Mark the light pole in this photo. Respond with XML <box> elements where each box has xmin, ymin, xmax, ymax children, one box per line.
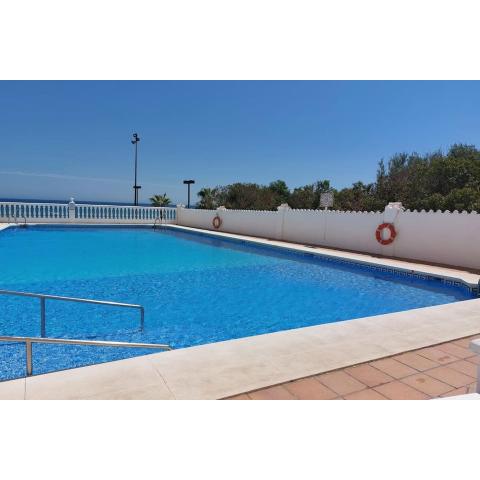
<box><xmin>131</xmin><ymin>133</ymin><xmax>141</xmax><ymax>206</ymax></box>
<box><xmin>183</xmin><ymin>180</ymin><xmax>195</xmax><ymax>208</ymax></box>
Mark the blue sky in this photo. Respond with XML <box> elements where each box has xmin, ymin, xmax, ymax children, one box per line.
<box><xmin>1</xmin><ymin>81</ymin><xmax>479</xmax><ymax>204</ymax></box>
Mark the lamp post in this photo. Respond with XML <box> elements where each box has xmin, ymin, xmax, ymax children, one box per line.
<box><xmin>183</xmin><ymin>180</ymin><xmax>195</xmax><ymax>208</ymax></box>
<box><xmin>131</xmin><ymin>133</ymin><xmax>141</xmax><ymax>206</ymax></box>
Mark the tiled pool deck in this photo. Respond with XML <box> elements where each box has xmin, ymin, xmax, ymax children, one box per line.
<box><xmin>226</xmin><ymin>335</ymin><xmax>479</xmax><ymax>400</ymax></box>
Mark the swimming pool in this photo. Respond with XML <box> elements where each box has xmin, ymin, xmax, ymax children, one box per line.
<box><xmin>0</xmin><ymin>225</ymin><xmax>475</xmax><ymax>380</ymax></box>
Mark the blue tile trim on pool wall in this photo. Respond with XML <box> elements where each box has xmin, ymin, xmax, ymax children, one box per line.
<box><xmin>161</xmin><ymin>225</ymin><xmax>480</xmax><ymax>296</ymax></box>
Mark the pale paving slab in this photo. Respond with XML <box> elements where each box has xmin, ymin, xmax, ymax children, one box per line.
<box><xmin>0</xmin><ymin>378</ymin><xmax>25</xmax><ymax>399</ymax></box>
<box><xmin>23</xmin><ymin>355</ymin><xmax>174</xmax><ymax>400</ymax></box>
<box><xmin>2</xmin><ymin>298</ymin><xmax>478</xmax><ymax>400</ymax></box>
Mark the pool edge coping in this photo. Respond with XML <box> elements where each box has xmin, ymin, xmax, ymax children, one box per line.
<box><xmin>1</xmin><ymin>298</ymin><xmax>479</xmax><ymax>399</ymax></box>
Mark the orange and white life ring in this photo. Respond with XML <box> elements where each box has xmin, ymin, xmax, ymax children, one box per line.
<box><xmin>212</xmin><ymin>215</ymin><xmax>222</xmax><ymax>229</ymax></box>
<box><xmin>375</xmin><ymin>223</ymin><xmax>397</xmax><ymax>245</ymax></box>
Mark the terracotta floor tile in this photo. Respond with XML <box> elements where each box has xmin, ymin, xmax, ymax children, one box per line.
<box><xmin>284</xmin><ymin>377</ymin><xmax>337</xmax><ymax>400</ymax></box>
<box><xmin>223</xmin><ymin>336</ymin><xmax>480</xmax><ymax>402</ymax></box>
<box><xmin>440</xmin><ymin>387</ymin><xmax>468</xmax><ymax>398</ymax></box>
<box><xmin>315</xmin><ymin>370</ymin><xmax>366</xmax><ymax>396</ymax></box>
<box><xmin>345</xmin><ymin>364</ymin><xmax>394</xmax><ymax>387</ymax></box>
<box><xmin>447</xmin><ymin>360</ymin><xmax>478</xmax><ymax>378</ymax></box>
<box><xmin>248</xmin><ymin>385</ymin><xmax>297</xmax><ymax>400</ymax></box>
<box><xmin>435</xmin><ymin>342</ymin><xmax>474</xmax><ymax>359</ymax></box>
<box><xmin>401</xmin><ymin>373</ymin><xmax>453</xmax><ymax>396</ymax></box>
<box><xmin>467</xmin><ymin>355</ymin><xmax>480</xmax><ymax>365</ymax></box>
<box><xmin>374</xmin><ymin>381</ymin><xmax>429</xmax><ymax>400</ymax></box>
<box><xmin>343</xmin><ymin>388</ymin><xmax>387</xmax><ymax>400</ymax></box>
<box><xmin>393</xmin><ymin>352</ymin><xmax>439</xmax><ymax>371</ymax></box>
<box><xmin>415</xmin><ymin>347</ymin><xmax>459</xmax><ymax>365</ymax></box>
<box><xmin>426</xmin><ymin>366</ymin><xmax>474</xmax><ymax>388</ymax></box>
<box><xmin>369</xmin><ymin>357</ymin><xmax>417</xmax><ymax>379</ymax></box>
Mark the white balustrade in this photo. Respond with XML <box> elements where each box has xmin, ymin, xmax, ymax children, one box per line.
<box><xmin>0</xmin><ymin>202</ymin><xmax>176</xmax><ymax>224</ymax></box>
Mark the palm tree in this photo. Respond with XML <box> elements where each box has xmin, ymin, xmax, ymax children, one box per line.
<box><xmin>150</xmin><ymin>193</ymin><xmax>171</xmax><ymax>207</ymax></box>
<box><xmin>197</xmin><ymin>187</ymin><xmax>217</xmax><ymax>209</ymax></box>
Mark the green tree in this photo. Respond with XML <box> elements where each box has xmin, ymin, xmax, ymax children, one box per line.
<box><xmin>193</xmin><ymin>143</ymin><xmax>480</xmax><ymax>213</ymax></box>
<box><xmin>442</xmin><ymin>187</ymin><xmax>480</xmax><ymax>212</ymax></box>
<box><xmin>334</xmin><ymin>181</ymin><xmax>378</xmax><ymax>211</ymax></box>
<box><xmin>150</xmin><ymin>193</ymin><xmax>171</xmax><ymax>207</ymax></box>
<box><xmin>289</xmin><ymin>184</ymin><xmax>316</xmax><ymax>209</ymax></box>
<box><xmin>427</xmin><ymin>145</ymin><xmax>480</xmax><ymax>195</ymax></box>
<box><xmin>419</xmin><ymin>193</ymin><xmax>445</xmax><ymax>211</ymax></box>
<box><xmin>222</xmin><ymin>183</ymin><xmax>277</xmax><ymax>210</ymax></box>
<box><xmin>289</xmin><ymin>180</ymin><xmax>331</xmax><ymax>209</ymax></box>
<box><xmin>197</xmin><ymin>187</ymin><xmax>219</xmax><ymax>209</ymax></box>
<box><xmin>268</xmin><ymin>180</ymin><xmax>290</xmax><ymax>205</ymax></box>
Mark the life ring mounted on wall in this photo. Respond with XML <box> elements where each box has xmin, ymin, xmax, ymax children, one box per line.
<box><xmin>212</xmin><ymin>215</ymin><xmax>222</xmax><ymax>229</ymax></box>
<box><xmin>375</xmin><ymin>222</ymin><xmax>397</xmax><ymax>245</ymax></box>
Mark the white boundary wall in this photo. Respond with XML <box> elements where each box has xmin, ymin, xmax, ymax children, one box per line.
<box><xmin>177</xmin><ymin>205</ymin><xmax>480</xmax><ymax>270</ymax></box>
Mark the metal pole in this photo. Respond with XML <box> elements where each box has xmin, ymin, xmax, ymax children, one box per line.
<box><xmin>26</xmin><ymin>340</ymin><xmax>32</xmax><ymax>376</ymax></box>
<box><xmin>132</xmin><ymin>133</ymin><xmax>141</xmax><ymax>206</ymax></box>
<box><xmin>40</xmin><ymin>297</ymin><xmax>46</xmax><ymax>337</ymax></box>
<box><xmin>134</xmin><ymin>140</ymin><xmax>138</xmax><ymax>205</ymax></box>
<box><xmin>183</xmin><ymin>180</ymin><xmax>195</xmax><ymax>208</ymax></box>
<box><xmin>140</xmin><ymin>307</ymin><xmax>145</xmax><ymax>332</ymax></box>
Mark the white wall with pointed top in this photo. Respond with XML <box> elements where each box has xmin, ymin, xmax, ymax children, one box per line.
<box><xmin>177</xmin><ymin>205</ymin><xmax>480</xmax><ymax>270</ymax></box>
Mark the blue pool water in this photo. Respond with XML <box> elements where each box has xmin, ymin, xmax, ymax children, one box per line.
<box><xmin>0</xmin><ymin>225</ymin><xmax>475</xmax><ymax>380</ymax></box>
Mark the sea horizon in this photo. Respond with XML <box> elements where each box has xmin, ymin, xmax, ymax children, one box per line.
<box><xmin>0</xmin><ymin>197</ymin><xmax>178</xmax><ymax>207</ymax></box>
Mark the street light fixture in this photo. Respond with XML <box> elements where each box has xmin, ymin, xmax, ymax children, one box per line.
<box><xmin>131</xmin><ymin>133</ymin><xmax>141</xmax><ymax>206</ymax></box>
<box><xmin>183</xmin><ymin>179</ymin><xmax>195</xmax><ymax>208</ymax></box>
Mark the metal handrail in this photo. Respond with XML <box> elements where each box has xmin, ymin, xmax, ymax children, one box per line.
<box><xmin>153</xmin><ymin>217</ymin><xmax>162</xmax><ymax>229</ymax></box>
<box><xmin>0</xmin><ymin>335</ymin><xmax>171</xmax><ymax>376</ymax></box>
<box><xmin>6</xmin><ymin>215</ymin><xmax>26</xmax><ymax>226</ymax></box>
<box><xmin>0</xmin><ymin>289</ymin><xmax>145</xmax><ymax>337</ymax></box>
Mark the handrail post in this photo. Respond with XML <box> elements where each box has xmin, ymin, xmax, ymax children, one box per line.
<box><xmin>140</xmin><ymin>307</ymin><xmax>145</xmax><ymax>332</ymax></box>
<box><xmin>26</xmin><ymin>339</ymin><xmax>33</xmax><ymax>376</ymax></box>
<box><xmin>40</xmin><ymin>297</ymin><xmax>46</xmax><ymax>337</ymax></box>
<box><xmin>0</xmin><ymin>335</ymin><xmax>171</xmax><ymax>379</ymax></box>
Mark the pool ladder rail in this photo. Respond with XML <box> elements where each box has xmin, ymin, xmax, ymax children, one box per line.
<box><xmin>153</xmin><ymin>217</ymin><xmax>163</xmax><ymax>230</ymax></box>
<box><xmin>0</xmin><ymin>288</ymin><xmax>147</xmax><ymax>336</ymax></box>
<box><xmin>8</xmin><ymin>215</ymin><xmax>27</xmax><ymax>227</ymax></box>
<box><xmin>0</xmin><ymin>289</ymin><xmax>172</xmax><ymax>376</ymax></box>
<box><xmin>0</xmin><ymin>335</ymin><xmax>171</xmax><ymax>376</ymax></box>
